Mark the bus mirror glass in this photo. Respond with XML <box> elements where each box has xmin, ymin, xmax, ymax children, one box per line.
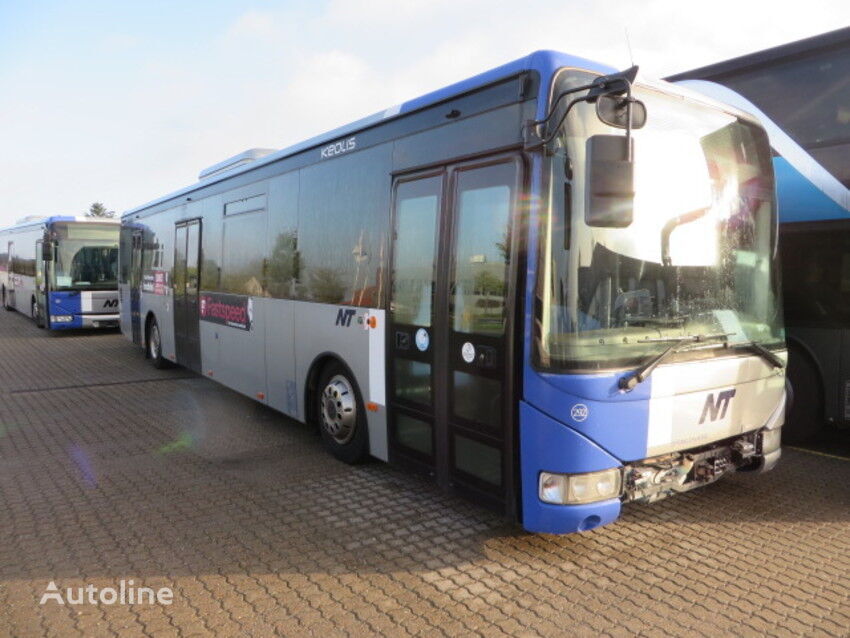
<box><xmin>596</xmin><ymin>95</ymin><xmax>646</xmax><ymax>129</ymax></box>
<box><xmin>585</xmin><ymin>135</ymin><xmax>634</xmax><ymax>228</ymax></box>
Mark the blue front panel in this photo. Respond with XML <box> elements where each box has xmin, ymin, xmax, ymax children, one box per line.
<box><xmin>520</xmin><ymin>401</ymin><xmax>622</xmax><ymax>534</ymax></box>
<box><xmin>47</xmin><ymin>291</ymin><xmax>83</xmax><ymax>330</ymax></box>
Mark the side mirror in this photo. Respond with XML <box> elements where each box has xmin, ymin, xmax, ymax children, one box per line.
<box><xmin>596</xmin><ymin>95</ymin><xmax>646</xmax><ymax>129</ymax></box>
<box><xmin>42</xmin><ymin>243</ymin><xmax>53</xmax><ymax>261</ymax></box>
<box><xmin>585</xmin><ymin>135</ymin><xmax>634</xmax><ymax>228</ymax></box>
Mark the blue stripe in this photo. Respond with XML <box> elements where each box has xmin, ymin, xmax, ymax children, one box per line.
<box><xmin>775</xmin><ymin>157</ymin><xmax>850</xmax><ymax>223</ymax></box>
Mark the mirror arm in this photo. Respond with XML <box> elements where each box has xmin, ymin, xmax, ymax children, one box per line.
<box><xmin>660</xmin><ymin>208</ymin><xmax>708</xmax><ymax>266</ymax></box>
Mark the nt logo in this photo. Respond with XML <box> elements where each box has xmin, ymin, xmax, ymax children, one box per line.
<box><xmin>699</xmin><ymin>389</ymin><xmax>736</xmax><ymax>424</ymax></box>
<box><xmin>335</xmin><ymin>308</ymin><xmax>356</xmax><ymax>327</ymax></box>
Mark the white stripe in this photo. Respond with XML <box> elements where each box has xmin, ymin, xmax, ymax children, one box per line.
<box><xmin>81</xmin><ymin>291</ymin><xmax>93</xmax><ymax>313</ymax></box>
<box><xmin>367</xmin><ymin>309</ymin><xmax>386</xmax><ymax>406</ymax></box>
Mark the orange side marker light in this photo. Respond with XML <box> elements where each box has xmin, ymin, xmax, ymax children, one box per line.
<box><xmin>366</xmin><ymin>402</ymin><xmax>379</xmax><ymax>412</ymax></box>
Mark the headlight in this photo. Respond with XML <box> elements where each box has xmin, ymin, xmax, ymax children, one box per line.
<box><xmin>539</xmin><ymin>469</ymin><xmax>622</xmax><ymax>505</ymax></box>
<box><xmin>761</xmin><ymin>427</ymin><xmax>782</xmax><ymax>454</ymax></box>
<box><xmin>51</xmin><ymin>315</ymin><xmax>73</xmax><ymax>323</ymax></box>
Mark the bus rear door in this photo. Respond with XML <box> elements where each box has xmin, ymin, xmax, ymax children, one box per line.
<box><xmin>173</xmin><ymin>220</ymin><xmax>202</xmax><ymax>371</ymax></box>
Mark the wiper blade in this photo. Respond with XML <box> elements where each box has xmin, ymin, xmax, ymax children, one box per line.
<box><xmin>730</xmin><ymin>341</ymin><xmax>785</xmax><ymax>369</ymax></box>
<box><xmin>618</xmin><ymin>332</ymin><xmax>733</xmax><ymax>391</ymax></box>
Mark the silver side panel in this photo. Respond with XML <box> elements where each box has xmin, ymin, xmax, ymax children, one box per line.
<box><xmin>196</xmin><ymin>297</ymin><xmax>388</xmax><ymax>461</ymax></box>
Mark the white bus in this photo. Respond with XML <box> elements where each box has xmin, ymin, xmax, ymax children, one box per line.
<box><xmin>0</xmin><ymin>216</ymin><xmax>119</xmax><ymax>329</ymax></box>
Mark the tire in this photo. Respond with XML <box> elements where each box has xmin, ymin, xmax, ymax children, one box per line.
<box><xmin>147</xmin><ymin>316</ymin><xmax>173</xmax><ymax>369</ymax></box>
<box><xmin>2</xmin><ymin>287</ymin><xmax>12</xmax><ymax>311</ymax></box>
<box><xmin>783</xmin><ymin>347</ymin><xmax>823</xmax><ymax>444</ymax></box>
<box><xmin>316</xmin><ymin>362</ymin><xmax>369</xmax><ymax>464</ymax></box>
<box><xmin>31</xmin><ymin>298</ymin><xmax>44</xmax><ymax>328</ymax></box>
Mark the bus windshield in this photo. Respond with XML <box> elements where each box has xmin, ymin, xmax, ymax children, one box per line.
<box><xmin>50</xmin><ymin>223</ymin><xmax>119</xmax><ymax>291</ymax></box>
<box><xmin>538</xmin><ymin>78</ymin><xmax>784</xmax><ymax>371</ymax></box>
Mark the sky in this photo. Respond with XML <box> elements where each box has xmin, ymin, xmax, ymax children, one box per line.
<box><xmin>0</xmin><ymin>0</ymin><xmax>847</xmax><ymax>225</ymax></box>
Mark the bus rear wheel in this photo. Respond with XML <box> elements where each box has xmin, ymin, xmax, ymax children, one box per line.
<box><xmin>147</xmin><ymin>317</ymin><xmax>173</xmax><ymax>369</ymax></box>
<box><xmin>316</xmin><ymin>362</ymin><xmax>369</xmax><ymax>464</ymax></box>
<box><xmin>2</xmin><ymin>287</ymin><xmax>11</xmax><ymax>311</ymax></box>
<box><xmin>784</xmin><ymin>347</ymin><xmax>823</xmax><ymax>444</ymax></box>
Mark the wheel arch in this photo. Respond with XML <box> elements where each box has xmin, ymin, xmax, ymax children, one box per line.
<box><xmin>303</xmin><ymin>351</ymin><xmax>362</xmax><ymax>428</ymax></box>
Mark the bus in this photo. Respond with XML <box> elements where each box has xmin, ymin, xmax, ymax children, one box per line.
<box><xmin>668</xmin><ymin>27</ymin><xmax>850</xmax><ymax>443</ymax></box>
<box><xmin>0</xmin><ymin>216</ymin><xmax>120</xmax><ymax>330</ymax></box>
<box><xmin>119</xmin><ymin>50</ymin><xmax>785</xmax><ymax>534</ymax></box>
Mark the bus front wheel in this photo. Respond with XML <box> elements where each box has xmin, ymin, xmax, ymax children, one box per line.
<box><xmin>784</xmin><ymin>347</ymin><xmax>823</xmax><ymax>444</ymax></box>
<box><xmin>31</xmin><ymin>298</ymin><xmax>44</xmax><ymax>328</ymax></box>
<box><xmin>147</xmin><ymin>317</ymin><xmax>173</xmax><ymax>369</ymax></box>
<box><xmin>316</xmin><ymin>362</ymin><xmax>369</xmax><ymax>464</ymax></box>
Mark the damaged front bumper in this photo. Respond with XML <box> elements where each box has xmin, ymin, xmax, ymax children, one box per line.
<box><xmin>624</xmin><ymin>426</ymin><xmax>782</xmax><ymax>504</ymax></box>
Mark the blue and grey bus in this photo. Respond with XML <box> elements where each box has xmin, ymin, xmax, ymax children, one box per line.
<box><xmin>120</xmin><ymin>50</ymin><xmax>785</xmax><ymax>534</ymax></box>
<box><xmin>670</xmin><ymin>26</ymin><xmax>850</xmax><ymax>443</ymax></box>
<box><xmin>0</xmin><ymin>216</ymin><xmax>120</xmax><ymax>330</ymax></box>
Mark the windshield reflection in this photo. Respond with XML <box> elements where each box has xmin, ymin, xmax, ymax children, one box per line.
<box><xmin>538</xmin><ymin>76</ymin><xmax>783</xmax><ymax>371</ymax></box>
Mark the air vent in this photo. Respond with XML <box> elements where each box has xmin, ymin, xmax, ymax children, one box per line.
<box><xmin>198</xmin><ymin>148</ymin><xmax>276</xmax><ymax>180</ymax></box>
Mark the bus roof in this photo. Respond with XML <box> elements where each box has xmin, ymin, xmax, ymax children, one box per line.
<box><xmin>124</xmin><ymin>50</ymin><xmax>617</xmax><ymax>218</ymax></box>
<box><xmin>0</xmin><ymin>215</ymin><xmax>119</xmax><ymax>234</ymax></box>
<box><xmin>666</xmin><ymin>26</ymin><xmax>850</xmax><ymax>83</ymax></box>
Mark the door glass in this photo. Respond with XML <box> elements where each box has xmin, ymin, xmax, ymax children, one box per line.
<box><xmin>186</xmin><ymin>223</ymin><xmax>200</xmax><ymax>294</ymax></box>
<box><xmin>174</xmin><ymin>226</ymin><xmax>187</xmax><ymax>297</ymax></box>
<box><xmin>391</xmin><ymin>178</ymin><xmax>440</xmax><ymax>326</ymax></box>
<box><xmin>451</xmin><ymin>165</ymin><xmax>514</xmax><ymax>336</ymax></box>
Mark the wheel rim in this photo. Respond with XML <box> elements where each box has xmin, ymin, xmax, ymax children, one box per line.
<box><xmin>320</xmin><ymin>374</ymin><xmax>357</xmax><ymax>445</ymax></box>
<box><xmin>149</xmin><ymin>323</ymin><xmax>161</xmax><ymax>359</ymax></box>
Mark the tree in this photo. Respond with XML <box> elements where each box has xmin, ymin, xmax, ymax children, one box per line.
<box><xmin>87</xmin><ymin>202</ymin><xmax>115</xmax><ymax>218</ymax></box>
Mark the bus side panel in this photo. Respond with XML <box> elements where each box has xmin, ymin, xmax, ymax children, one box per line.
<box><xmin>293</xmin><ymin>301</ymin><xmax>388</xmax><ymax>461</ymax></box>
<box><xmin>787</xmin><ymin>328</ymin><xmax>842</xmax><ymax>423</ymax></box>
<box><xmin>212</xmin><ymin>297</ymin><xmax>268</xmax><ymax>401</ymax></box>
<box><xmin>264</xmin><ymin>297</ymin><xmax>297</xmax><ymax>418</ymax></box>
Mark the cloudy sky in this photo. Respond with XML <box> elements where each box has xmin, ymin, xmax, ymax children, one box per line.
<box><xmin>0</xmin><ymin>0</ymin><xmax>847</xmax><ymax>225</ymax></box>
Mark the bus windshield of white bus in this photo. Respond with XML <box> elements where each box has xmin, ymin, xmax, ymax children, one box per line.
<box><xmin>50</xmin><ymin>223</ymin><xmax>119</xmax><ymax>291</ymax></box>
<box><xmin>538</xmin><ymin>75</ymin><xmax>784</xmax><ymax>370</ymax></box>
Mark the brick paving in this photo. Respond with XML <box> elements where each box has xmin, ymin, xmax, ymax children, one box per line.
<box><xmin>0</xmin><ymin>309</ymin><xmax>847</xmax><ymax>637</ymax></box>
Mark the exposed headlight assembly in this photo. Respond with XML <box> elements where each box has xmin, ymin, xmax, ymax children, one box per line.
<box><xmin>539</xmin><ymin>468</ymin><xmax>622</xmax><ymax>505</ymax></box>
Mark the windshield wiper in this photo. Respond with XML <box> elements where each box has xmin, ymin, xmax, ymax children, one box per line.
<box><xmin>618</xmin><ymin>332</ymin><xmax>733</xmax><ymax>391</ymax></box>
<box><xmin>729</xmin><ymin>341</ymin><xmax>785</xmax><ymax>369</ymax></box>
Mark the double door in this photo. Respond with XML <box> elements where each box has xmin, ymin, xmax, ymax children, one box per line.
<box><xmin>388</xmin><ymin>155</ymin><xmax>522</xmax><ymax>513</ymax></box>
<box><xmin>174</xmin><ymin>220</ymin><xmax>202</xmax><ymax>371</ymax></box>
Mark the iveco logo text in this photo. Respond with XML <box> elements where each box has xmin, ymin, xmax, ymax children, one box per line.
<box><xmin>570</xmin><ymin>404</ymin><xmax>589</xmax><ymax>422</ymax></box>
<box><xmin>335</xmin><ymin>308</ymin><xmax>356</xmax><ymax>327</ymax></box>
<box><xmin>320</xmin><ymin>137</ymin><xmax>356</xmax><ymax>159</ymax></box>
<box><xmin>699</xmin><ymin>389</ymin><xmax>737</xmax><ymax>424</ymax></box>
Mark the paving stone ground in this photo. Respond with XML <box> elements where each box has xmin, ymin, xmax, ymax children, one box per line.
<box><xmin>0</xmin><ymin>309</ymin><xmax>847</xmax><ymax>637</ymax></box>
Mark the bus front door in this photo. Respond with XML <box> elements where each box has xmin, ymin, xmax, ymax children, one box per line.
<box><xmin>129</xmin><ymin>230</ymin><xmax>143</xmax><ymax>344</ymax></box>
<box><xmin>35</xmin><ymin>240</ymin><xmax>46</xmax><ymax>325</ymax></box>
<box><xmin>388</xmin><ymin>156</ymin><xmax>521</xmax><ymax>515</ymax></box>
<box><xmin>173</xmin><ymin>220</ymin><xmax>202</xmax><ymax>372</ymax></box>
